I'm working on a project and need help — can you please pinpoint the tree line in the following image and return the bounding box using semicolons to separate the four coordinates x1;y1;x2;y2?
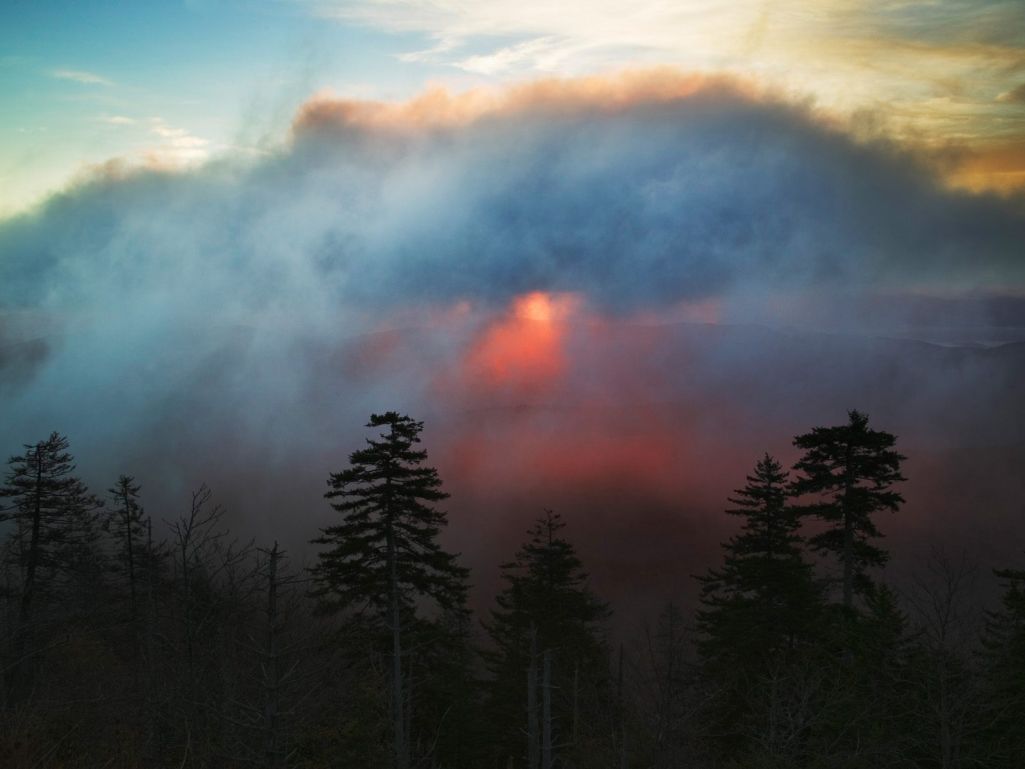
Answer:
0;410;1023;768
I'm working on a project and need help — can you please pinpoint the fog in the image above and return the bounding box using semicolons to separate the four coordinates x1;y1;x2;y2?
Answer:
2;71;1023;620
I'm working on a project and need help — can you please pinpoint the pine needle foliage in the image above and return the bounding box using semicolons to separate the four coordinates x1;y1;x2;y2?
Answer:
791;410;905;609
310;412;468;617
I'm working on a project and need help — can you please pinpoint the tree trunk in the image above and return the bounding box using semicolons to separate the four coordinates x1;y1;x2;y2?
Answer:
144;518;160;765
380;463;408;769
388;526;407;769
19;447;43;627
123;488;138;624
618;643;627;769
263;543;283;769
842;513;853;610
527;625;539;769
842;448;854;612
9;446;44;703
541;649;553;769
572;661;579;747
406;654;414;764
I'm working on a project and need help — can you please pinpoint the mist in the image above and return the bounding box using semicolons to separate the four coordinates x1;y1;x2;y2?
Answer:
2;71;1024;617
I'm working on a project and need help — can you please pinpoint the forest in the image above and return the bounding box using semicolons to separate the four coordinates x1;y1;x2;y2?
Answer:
1;409;1023;769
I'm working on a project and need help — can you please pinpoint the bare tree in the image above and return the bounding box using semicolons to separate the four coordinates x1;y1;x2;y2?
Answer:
163;484;256;764
905;549;983;769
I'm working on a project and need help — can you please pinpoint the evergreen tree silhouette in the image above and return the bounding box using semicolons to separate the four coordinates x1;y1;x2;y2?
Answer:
310;412;468;769
105;475;149;623
809;584;920;765
0;432;103;703
697;453;819;663
791;410;905;611
695;453;820;761
482;510;610;768
979;565;1025;767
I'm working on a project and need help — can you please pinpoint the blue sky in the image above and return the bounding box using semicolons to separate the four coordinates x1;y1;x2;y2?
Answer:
3;0;1024;216
1;1;460;214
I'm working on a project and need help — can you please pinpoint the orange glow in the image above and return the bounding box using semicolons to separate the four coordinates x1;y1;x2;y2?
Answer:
943;139;1025;194
295;70;1025;195
458;291;580;394
292;70;758;136
517;292;553;323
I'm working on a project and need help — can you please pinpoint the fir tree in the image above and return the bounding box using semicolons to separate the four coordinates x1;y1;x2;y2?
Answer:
697;453;819;665
0;432;104;702
482;510;610;768
695;454;820;761
808;584;920;766
791;410;905;611
979;565;1025;767
310;412;468;769
406;606;485;768
105;475;148;622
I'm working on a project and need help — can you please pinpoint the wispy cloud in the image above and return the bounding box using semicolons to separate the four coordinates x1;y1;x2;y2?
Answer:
101;115;137;126
145;117;211;163
309;0;1025;148
314;0;753;72
997;83;1025;104
456;36;568;75
52;68;114;86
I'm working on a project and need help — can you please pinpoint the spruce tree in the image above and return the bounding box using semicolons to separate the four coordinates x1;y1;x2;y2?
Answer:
695;454;820;761
406;605;485;768
105;475;148;622
697;453;819;664
979;565;1025;767
791;410;905;611
482;510;610;768
310;412;468;769
0;432;104;702
808;584;919;766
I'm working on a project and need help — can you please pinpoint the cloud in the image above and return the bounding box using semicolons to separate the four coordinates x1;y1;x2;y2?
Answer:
311;0;1025;158
88;117;212;166
997;83;1025;104
310;0;775;65
4;72;1024;317
943;139;1025;194
0;73;1024;607
149;117;209;145
292;70;726;131
456;37;567;76
52;68;114;86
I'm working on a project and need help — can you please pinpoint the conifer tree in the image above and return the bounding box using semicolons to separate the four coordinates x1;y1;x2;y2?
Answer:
406;605;484;768
809;584;919;765
697;454;819;665
791;410;905;611
310;412;468;769
0;432;104;702
482;510;610;768
979;565;1025;767
695;454;820;761
105;475;148;622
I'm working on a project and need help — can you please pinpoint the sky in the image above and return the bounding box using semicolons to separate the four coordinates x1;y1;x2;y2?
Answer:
3;0;1025;216
2;1;1025;614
